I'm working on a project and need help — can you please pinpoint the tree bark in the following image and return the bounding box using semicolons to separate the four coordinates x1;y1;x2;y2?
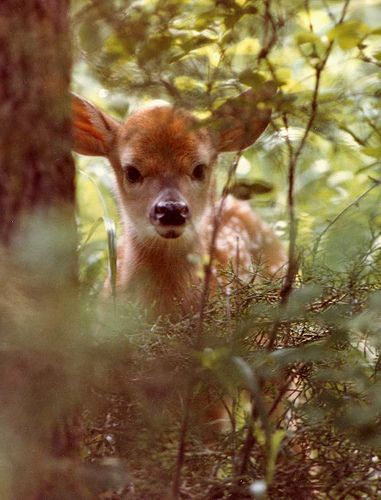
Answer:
0;0;75;242
0;2;81;498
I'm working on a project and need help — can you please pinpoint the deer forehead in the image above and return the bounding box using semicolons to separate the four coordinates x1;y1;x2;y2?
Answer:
118;106;215;173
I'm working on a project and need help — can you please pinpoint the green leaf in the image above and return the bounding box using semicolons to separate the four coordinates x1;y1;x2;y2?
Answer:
78;217;103;252
199;347;229;370
174;76;205;91
78;169;117;300
180;34;216;54
79;20;104;54
275;68;292;85
295;31;320;45
362;146;381;159
238;70;266;88
328;21;370;50
228;180;273;200
267;430;286;483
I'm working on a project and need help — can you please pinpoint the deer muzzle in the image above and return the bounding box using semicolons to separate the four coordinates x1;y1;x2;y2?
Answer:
150;192;191;239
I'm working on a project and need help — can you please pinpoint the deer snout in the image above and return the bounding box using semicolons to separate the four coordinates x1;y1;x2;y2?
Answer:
153;200;189;225
150;195;191;239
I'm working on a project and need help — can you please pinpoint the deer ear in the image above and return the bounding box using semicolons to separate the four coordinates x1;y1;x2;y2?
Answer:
71;93;119;157
212;81;277;153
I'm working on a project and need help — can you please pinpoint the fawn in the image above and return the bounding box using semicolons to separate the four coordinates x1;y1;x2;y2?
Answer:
72;83;286;318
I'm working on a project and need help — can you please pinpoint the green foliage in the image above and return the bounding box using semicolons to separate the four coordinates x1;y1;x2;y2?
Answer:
68;0;381;497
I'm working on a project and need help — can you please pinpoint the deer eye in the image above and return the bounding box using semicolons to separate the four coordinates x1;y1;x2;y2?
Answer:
125;166;142;184
192;164;206;181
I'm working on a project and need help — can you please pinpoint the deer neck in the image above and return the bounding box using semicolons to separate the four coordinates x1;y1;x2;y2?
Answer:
119;226;204;316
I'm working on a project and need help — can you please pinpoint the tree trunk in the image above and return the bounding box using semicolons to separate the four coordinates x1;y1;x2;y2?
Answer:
0;0;75;242
0;2;82;498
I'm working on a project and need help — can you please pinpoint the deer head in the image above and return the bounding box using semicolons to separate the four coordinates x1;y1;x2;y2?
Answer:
72;83;276;246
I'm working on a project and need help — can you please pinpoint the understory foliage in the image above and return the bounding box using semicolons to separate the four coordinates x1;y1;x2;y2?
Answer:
54;0;381;497
82;270;381;499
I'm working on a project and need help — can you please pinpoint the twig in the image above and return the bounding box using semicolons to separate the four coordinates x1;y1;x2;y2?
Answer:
340;125;367;146
237;364;272;478
267;0;352;350
171;153;241;498
312;177;381;261
171;380;194;500
196;152;242;342
257;0;280;63
268;370;299;418
322;0;337;23
304;0;314;33
235;3;353;483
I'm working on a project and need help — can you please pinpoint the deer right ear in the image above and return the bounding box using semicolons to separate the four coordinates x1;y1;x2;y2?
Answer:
71;93;119;157
211;81;277;153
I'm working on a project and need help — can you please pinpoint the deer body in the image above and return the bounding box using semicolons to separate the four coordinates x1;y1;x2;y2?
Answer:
72;85;286;317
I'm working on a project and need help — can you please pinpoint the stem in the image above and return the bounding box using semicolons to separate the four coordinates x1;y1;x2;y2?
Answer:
171;154;241;496
268;0;351;349
196;153;242;343
171;380;194;499
239;372;272;477
236;0;353;483
312;177;381;261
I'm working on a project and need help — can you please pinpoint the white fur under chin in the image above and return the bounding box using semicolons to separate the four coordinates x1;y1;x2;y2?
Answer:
126;219;198;253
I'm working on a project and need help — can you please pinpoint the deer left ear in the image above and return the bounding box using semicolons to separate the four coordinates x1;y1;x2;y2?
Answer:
212;81;277;153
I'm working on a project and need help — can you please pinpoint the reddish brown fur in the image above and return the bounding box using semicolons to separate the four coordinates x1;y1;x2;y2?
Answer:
118;107;209;160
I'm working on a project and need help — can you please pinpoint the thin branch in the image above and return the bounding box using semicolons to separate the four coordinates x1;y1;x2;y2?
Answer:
238;365;272;478
340;125;367;146
257;0;281;62
364;116;381;140
171;153;241;498
322;0;337;23
171;380;194;500
267;0;351;350
312;177;381;261
304;0;314;33
196;152;242;343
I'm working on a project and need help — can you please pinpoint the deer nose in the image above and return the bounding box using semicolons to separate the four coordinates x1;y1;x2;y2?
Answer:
152;200;190;226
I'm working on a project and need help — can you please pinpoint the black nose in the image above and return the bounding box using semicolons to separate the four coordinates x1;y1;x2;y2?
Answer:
153;200;190;226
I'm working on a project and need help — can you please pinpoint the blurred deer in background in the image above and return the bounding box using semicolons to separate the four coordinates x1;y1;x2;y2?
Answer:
72;83;286;318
